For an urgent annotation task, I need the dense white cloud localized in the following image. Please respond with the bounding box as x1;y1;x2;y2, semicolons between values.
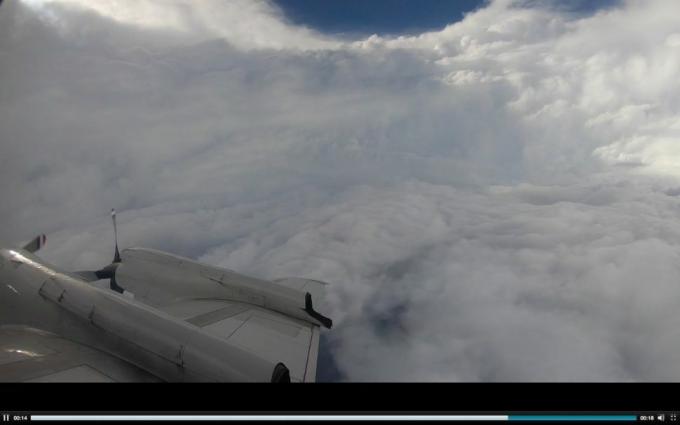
3;0;680;380
19;0;338;49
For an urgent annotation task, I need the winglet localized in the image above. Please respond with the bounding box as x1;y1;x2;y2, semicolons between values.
22;234;46;253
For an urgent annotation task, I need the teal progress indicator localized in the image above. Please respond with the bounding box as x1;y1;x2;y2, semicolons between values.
29;414;642;421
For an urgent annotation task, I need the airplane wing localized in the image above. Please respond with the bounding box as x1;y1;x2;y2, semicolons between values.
272;277;328;307
0;325;160;382
157;298;320;382
112;248;331;382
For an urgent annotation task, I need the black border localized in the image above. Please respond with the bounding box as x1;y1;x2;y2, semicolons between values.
1;383;678;413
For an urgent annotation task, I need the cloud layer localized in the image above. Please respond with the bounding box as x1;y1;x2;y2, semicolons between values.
3;0;680;380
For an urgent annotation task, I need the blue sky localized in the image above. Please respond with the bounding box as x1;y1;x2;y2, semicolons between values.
272;0;487;36
272;0;621;36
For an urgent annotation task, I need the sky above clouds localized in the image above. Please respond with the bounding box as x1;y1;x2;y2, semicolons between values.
271;0;621;37
3;0;680;381
272;0;488;37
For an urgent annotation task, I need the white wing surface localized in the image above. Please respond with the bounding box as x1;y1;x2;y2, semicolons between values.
0;325;160;382
113;248;330;382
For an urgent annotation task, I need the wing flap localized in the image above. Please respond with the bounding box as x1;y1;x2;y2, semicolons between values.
224;311;313;382
157;299;320;382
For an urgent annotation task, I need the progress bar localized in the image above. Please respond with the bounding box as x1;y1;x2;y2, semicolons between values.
30;415;639;421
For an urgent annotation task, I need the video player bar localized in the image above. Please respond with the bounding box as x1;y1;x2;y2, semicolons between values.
23;414;642;421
